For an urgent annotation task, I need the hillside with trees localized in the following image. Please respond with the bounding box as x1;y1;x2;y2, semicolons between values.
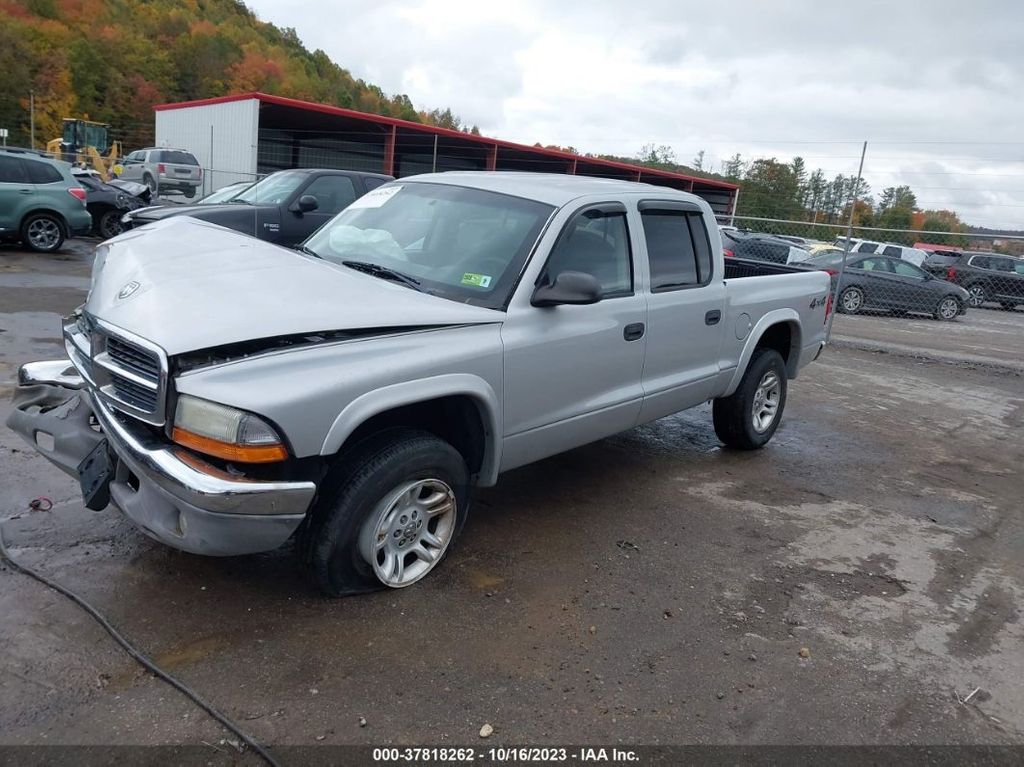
0;0;476;151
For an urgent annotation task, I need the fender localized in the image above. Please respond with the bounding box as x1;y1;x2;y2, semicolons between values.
320;373;504;486
722;309;803;397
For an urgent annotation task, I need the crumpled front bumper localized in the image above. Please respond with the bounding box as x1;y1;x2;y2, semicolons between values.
6;359;317;556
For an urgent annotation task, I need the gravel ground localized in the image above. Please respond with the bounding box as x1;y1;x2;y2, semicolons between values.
1;241;1021;753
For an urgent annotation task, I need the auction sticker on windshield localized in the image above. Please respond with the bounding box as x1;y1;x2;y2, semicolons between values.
461;272;492;288
349;185;402;209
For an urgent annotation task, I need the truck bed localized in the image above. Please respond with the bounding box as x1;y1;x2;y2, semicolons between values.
723;256;813;280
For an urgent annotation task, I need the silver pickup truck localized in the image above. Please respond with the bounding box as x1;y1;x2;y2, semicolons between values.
8;173;830;595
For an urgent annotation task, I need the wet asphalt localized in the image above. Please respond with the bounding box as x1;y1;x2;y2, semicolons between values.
1;240;1022;751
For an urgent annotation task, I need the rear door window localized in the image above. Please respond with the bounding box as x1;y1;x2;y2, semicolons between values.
640;207;712;291
857;242;879;253
25;161;63;184
857;257;893;272
892;260;927;279
0;155;28;183
882;245;902;258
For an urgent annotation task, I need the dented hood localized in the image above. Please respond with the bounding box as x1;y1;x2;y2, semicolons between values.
87;217;501;356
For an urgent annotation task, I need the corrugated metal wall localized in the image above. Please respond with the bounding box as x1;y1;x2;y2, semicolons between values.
155;99;259;195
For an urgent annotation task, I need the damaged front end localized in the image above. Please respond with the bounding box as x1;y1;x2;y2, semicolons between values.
7;356;317;556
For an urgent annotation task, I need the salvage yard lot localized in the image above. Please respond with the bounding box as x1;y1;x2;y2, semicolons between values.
1;243;1022;746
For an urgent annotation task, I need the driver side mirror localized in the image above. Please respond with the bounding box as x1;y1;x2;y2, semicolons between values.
531;271;602;307
293;195;319;214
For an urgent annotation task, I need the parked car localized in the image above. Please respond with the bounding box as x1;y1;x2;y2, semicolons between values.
0;147;92;252
838;238;929;266
722;229;809;264
118;147;203;198
801;251;968;320
8;172;830;595
922;251;1024;309
70;169;149;239
121;168;393;247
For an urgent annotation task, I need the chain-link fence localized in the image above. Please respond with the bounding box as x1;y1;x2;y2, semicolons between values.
719;215;1024;331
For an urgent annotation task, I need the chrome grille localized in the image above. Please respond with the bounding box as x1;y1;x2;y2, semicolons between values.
64;312;168;426
111;374;159;411
106;336;160;382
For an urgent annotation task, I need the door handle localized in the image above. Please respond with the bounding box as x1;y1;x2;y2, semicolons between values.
705;310;722;325
623;322;645;341
19;189;32;195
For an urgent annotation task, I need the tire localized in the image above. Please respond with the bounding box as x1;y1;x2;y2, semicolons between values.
838;286;864;314
713;347;788;450
934;295;962;321
183;187;196;199
143;173;157;195
97;208;123;240
966;283;987;307
303;429;470;597
20;213;65;253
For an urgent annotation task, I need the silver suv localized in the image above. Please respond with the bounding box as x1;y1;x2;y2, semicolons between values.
118;147;202;198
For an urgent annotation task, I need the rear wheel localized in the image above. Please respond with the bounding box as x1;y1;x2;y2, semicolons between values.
183;187;196;199
21;213;65;253
143;173;157;195
838;286;864;314
303;429;470;596
966;283;987;307
934;295;961;321
713;348;788;450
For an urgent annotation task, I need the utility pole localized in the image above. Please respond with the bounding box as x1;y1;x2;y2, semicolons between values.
29;91;35;149
825;141;867;343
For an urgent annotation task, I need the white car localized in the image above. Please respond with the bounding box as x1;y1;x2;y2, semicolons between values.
839;238;928;266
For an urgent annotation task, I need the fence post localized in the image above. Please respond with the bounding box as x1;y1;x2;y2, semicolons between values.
825;141;867;343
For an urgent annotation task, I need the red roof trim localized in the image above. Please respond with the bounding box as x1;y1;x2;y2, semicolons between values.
154;92;739;191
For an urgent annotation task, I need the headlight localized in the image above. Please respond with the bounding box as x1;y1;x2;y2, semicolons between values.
172;395;288;463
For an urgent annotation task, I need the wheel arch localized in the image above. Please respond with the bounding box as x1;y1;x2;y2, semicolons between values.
320;374;503;486
20;207;69;236
723;311;802;397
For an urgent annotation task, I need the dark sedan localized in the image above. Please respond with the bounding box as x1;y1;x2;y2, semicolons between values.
120;168;393;247
800;252;969;321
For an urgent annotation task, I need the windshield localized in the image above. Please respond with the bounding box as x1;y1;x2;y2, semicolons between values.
200;182;252;204
233;172;306;205
304;182;555;309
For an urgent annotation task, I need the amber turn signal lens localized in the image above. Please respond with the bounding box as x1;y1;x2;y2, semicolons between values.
172;427;288;464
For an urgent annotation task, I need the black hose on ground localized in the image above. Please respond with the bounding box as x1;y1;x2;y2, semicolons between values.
0;521;281;767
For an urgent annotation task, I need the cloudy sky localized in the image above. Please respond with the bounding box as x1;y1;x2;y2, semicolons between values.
248;0;1024;229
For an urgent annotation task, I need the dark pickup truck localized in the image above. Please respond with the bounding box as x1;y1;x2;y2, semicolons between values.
922;251;1024;309
121;168;393;247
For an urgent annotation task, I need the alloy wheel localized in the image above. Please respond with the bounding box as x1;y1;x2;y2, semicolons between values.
357;478;457;588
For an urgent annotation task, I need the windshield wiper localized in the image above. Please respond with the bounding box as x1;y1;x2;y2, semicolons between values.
342;260;422;290
295;244;321;258
228;198;252;204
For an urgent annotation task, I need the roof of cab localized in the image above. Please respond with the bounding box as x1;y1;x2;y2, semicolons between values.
399;171;697;207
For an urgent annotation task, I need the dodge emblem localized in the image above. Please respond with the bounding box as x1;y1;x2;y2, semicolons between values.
118;280;141;300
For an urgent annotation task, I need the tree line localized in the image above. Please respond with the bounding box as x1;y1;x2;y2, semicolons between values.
631;144;971;246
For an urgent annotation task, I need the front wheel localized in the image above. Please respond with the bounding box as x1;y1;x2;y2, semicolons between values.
934;295;962;321
713;348;788;450
97;209;124;240
303;429;470;596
